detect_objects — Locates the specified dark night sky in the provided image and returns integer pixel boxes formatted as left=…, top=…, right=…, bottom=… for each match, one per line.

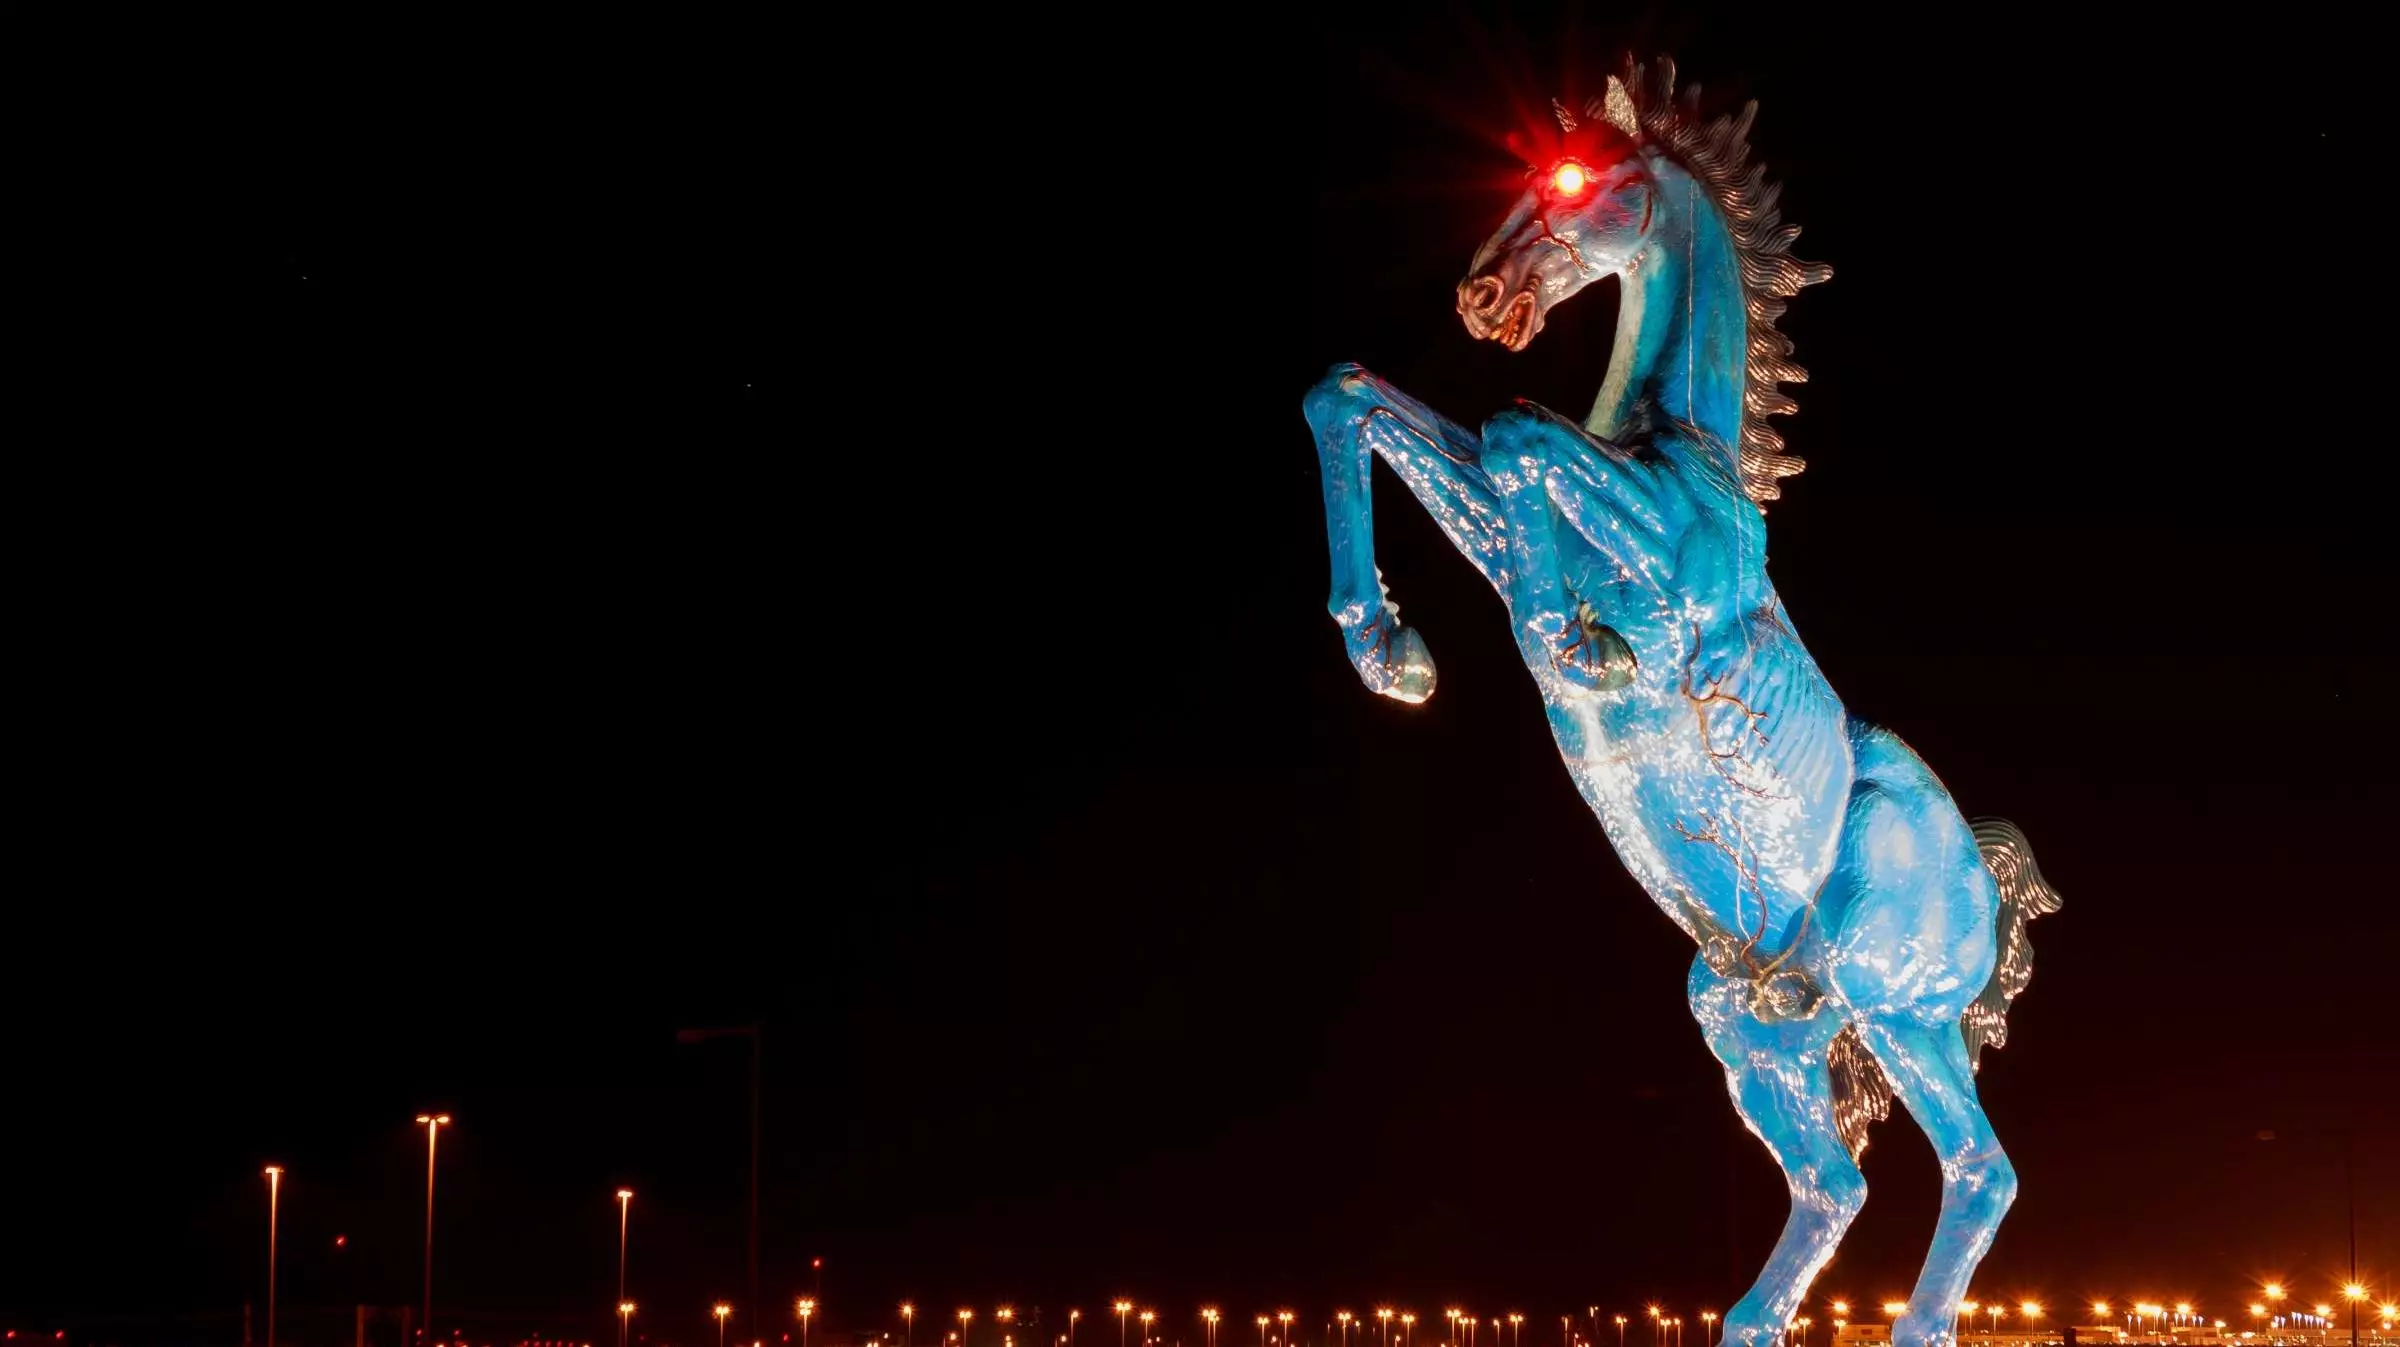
left=14, top=2, right=2394, bottom=1340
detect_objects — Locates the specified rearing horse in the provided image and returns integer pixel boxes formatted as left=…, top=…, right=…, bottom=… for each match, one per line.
left=1303, top=58, right=2062, bottom=1347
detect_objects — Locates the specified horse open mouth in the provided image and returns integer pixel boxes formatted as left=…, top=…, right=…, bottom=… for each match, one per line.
left=1493, top=290, right=1538, bottom=351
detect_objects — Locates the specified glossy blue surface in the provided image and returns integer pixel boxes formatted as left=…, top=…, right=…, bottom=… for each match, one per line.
left=1304, top=60, right=2062, bottom=1347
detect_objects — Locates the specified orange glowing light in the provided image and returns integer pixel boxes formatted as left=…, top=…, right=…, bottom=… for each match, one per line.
left=1552, top=162, right=1588, bottom=195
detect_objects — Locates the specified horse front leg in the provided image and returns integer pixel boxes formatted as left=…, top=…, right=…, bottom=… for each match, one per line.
left=1302, top=362, right=1508, bottom=703
left=1479, top=406, right=1666, bottom=691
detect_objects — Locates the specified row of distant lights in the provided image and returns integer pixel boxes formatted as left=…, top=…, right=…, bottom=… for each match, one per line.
left=630, top=1295, right=2400, bottom=1334
left=243, top=1140, right=2400, bottom=1337
left=764, top=1293, right=2399, bottom=1338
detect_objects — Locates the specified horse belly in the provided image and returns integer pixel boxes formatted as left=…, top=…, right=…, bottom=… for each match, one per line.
left=1550, top=637, right=1853, bottom=953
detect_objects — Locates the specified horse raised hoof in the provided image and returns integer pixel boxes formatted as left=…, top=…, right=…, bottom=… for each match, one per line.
left=1346, top=616, right=1438, bottom=704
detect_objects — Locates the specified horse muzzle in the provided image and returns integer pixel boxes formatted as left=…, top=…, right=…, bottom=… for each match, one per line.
left=1457, top=275, right=1539, bottom=351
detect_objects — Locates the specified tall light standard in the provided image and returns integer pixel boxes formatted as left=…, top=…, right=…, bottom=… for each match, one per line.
left=1379, top=1312, right=1393, bottom=1347
left=717, top=1305, right=735, bottom=1347
left=620, top=1302, right=636, bottom=1347
left=1141, top=1313, right=1155, bottom=1346
left=1698, top=1314, right=1714, bottom=1347
left=1204, top=1309, right=1220, bottom=1347
left=1400, top=1315, right=1413, bottom=1347
left=799, top=1298, right=817, bottom=1347
left=1118, top=1303, right=1135, bottom=1347
left=1508, top=1314, right=1522, bottom=1347
left=414, top=1114, right=450, bottom=1345
left=1340, top=1312, right=1354, bottom=1347
left=1258, top=1317, right=1270, bottom=1347
left=904, top=1306, right=916, bottom=1347
left=1069, top=1312, right=1080, bottom=1347
left=264, top=1167, right=284, bottom=1347
left=2344, top=1284, right=2369, bottom=1347
left=616, top=1190, right=635, bottom=1347
left=1613, top=1317, right=1625, bottom=1347
left=961, top=1307, right=974, bottom=1347
left=1279, top=1313, right=1294, bottom=1347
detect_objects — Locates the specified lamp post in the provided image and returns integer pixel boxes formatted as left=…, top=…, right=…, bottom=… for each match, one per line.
left=1340, top=1313, right=1354, bottom=1347
left=1204, top=1309, right=1220, bottom=1347
left=1070, top=1312, right=1080, bottom=1347
left=905, top=1306, right=916, bottom=1347
left=264, top=1167, right=283, bottom=1347
left=718, top=1305, right=735, bottom=1347
left=620, top=1303, right=637, bottom=1347
left=961, top=1308, right=974, bottom=1347
left=414, top=1114, right=450, bottom=1345
left=1509, top=1314, right=1523, bottom=1347
left=1258, top=1318, right=1270, bottom=1347
left=1119, top=1304, right=1135, bottom=1347
left=2344, top=1284, right=2369, bottom=1347
left=799, top=1298, right=817, bottom=1347
left=616, top=1190, right=635, bottom=1347
left=1141, top=1313, right=1155, bottom=1346
left=1699, top=1314, right=1715, bottom=1347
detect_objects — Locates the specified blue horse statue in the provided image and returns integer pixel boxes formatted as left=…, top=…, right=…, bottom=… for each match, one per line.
left=1304, top=58, right=2062, bottom=1347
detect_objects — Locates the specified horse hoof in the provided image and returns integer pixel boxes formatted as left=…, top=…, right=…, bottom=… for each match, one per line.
left=1379, top=625, right=1437, bottom=704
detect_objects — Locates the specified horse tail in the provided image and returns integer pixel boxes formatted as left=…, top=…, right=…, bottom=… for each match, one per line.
left=1961, top=817, right=2065, bottom=1070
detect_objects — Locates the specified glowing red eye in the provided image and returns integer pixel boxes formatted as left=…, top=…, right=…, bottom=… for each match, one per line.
left=1553, top=161, right=1588, bottom=195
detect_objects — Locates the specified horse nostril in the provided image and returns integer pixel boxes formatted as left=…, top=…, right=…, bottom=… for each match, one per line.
left=1457, top=275, right=1504, bottom=317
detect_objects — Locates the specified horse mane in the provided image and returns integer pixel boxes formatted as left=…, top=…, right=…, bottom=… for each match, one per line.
left=1584, top=56, right=1831, bottom=505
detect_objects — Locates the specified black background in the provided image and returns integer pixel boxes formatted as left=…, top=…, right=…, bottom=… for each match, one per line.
left=12, top=1, right=2393, bottom=1340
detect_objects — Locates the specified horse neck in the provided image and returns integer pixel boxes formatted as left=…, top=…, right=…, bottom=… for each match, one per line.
left=1583, top=157, right=1747, bottom=460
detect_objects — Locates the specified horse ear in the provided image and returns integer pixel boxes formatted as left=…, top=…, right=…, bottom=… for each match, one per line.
left=1601, top=76, right=1638, bottom=136
left=1551, top=97, right=1577, bottom=133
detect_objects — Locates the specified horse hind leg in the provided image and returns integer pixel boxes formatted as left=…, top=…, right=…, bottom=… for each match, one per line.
left=1855, top=1014, right=2016, bottom=1347
left=1687, top=957, right=1866, bottom=1347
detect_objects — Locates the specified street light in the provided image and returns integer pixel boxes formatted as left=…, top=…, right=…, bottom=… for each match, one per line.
left=264, top=1167, right=283, bottom=1347
left=1378, top=1312, right=1393, bottom=1347
left=962, top=1307, right=976, bottom=1347
left=905, top=1306, right=917, bottom=1347
left=1340, top=1312, right=1354, bottom=1347
left=1509, top=1314, right=1523, bottom=1347
left=616, top=1190, right=635, bottom=1347
left=413, top=1114, right=450, bottom=1345
left=1258, top=1317, right=1270, bottom=1347
left=717, top=1305, right=735, bottom=1347
left=1118, top=1304, right=1135, bottom=1347
left=620, top=1303, right=637, bottom=1345
left=798, top=1300, right=817, bottom=1347
left=1141, top=1313, right=1155, bottom=1346
left=1279, top=1313, right=1294, bottom=1347
left=1204, top=1308, right=1220, bottom=1347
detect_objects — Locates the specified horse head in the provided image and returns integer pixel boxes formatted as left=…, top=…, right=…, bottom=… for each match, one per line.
left=1456, top=82, right=1652, bottom=353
